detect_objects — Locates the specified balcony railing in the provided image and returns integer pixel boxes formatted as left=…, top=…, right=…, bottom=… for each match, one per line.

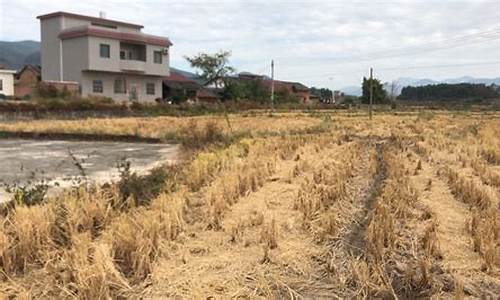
left=120, top=59, right=145, bottom=72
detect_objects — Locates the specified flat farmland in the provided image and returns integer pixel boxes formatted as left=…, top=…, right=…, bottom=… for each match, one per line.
left=0, top=111, right=498, bottom=298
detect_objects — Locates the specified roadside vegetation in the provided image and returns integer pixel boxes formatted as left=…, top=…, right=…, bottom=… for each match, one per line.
left=0, top=110, right=498, bottom=298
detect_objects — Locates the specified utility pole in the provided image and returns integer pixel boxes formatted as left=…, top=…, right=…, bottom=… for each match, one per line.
left=271, top=60, right=275, bottom=110
left=369, top=67, right=373, bottom=120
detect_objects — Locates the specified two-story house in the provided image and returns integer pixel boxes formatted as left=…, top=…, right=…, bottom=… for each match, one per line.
left=37, top=11, right=172, bottom=102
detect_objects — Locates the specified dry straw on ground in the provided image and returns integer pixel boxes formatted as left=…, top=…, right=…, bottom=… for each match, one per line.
left=0, top=112, right=499, bottom=298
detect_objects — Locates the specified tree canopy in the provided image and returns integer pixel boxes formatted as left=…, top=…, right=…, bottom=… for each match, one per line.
left=185, top=50, right=235, bottom=88
left=221, top=79, right=270, bottom=103
left=310, top=87, right=333, bottom=100
left=361, top=77, right=388, bottom=104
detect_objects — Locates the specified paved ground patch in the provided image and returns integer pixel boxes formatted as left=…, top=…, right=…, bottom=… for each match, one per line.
left=0, top=139, right=179, bottom=201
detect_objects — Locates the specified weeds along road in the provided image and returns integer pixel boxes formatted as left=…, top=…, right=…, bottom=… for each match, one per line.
left=0, top=139, right=179, bottom=201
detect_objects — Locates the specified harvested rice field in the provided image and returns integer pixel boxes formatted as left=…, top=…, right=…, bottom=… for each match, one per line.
left=0, top=111, right=499, bottom=298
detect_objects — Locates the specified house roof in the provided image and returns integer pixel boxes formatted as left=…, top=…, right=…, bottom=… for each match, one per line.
left=0, top=68, right=17, bottom=74
left=59, top=26, right=172, bottom=47
left=18, top=65, right=41, bottom=75
left=164, top=71, right=197, bottom=83
left=279, top=81, right=310, bottom=92
left=163, top=71, right=200, bottom=90
left=232, top=74, right=310, bottom=93
left=16, top=65, right=41, bottom=80
left=37, top=11, right=144, bottom=29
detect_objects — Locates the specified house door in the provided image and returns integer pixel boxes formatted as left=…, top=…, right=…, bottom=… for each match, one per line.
left=129, top=84, right=138, bottom=101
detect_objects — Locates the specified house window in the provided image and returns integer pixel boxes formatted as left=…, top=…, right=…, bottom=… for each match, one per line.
left=154, top=51, right=162, bottom=64
left=92, top=80, right=103, bottom=93
left=120, top=50, right=126, bottom=60
left=0, top=79, right=3, bottom=91
left=100, top=44, right=110, bottom=58
left=114, top=78, right=126, bottom=94
left=146, top=82, right=155, bottom=95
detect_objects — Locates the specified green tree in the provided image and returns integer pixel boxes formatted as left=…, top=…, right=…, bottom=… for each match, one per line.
left=185, top=50, right=235, bottom=88
left=361, top=77, right=387, bottom=104
left=310, top=87, right=333, bottom=100
left=222, top=79, right=270, bottom=103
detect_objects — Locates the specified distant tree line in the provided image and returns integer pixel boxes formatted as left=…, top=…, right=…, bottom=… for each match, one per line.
left=398, top=83, right=499, bottom=101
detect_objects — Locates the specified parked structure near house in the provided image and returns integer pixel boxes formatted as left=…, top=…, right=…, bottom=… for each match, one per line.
left=235, top=72, right=311, bottom=103
left=37, top=11, right=172, bottom=102
left=163, top=70, right=220, bottom=103
left=163, top=71, right=200, bottom=102
left=196, top=88, right=220, bottom=103
left=0, top=68, right=16, bottom=97
left=15, top=65, right=41, bottom=98
left=333, top=90, right=345, bottom=104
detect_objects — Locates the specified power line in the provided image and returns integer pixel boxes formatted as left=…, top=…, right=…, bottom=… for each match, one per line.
left=377, top=60, right=500, bottom=71
left=277, top=27, right=500, bottom=71
left=288, top=60, right=500, bottom=81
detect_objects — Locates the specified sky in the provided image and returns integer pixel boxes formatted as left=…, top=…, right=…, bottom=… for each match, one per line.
left=1, top=0, right=500, bottom=89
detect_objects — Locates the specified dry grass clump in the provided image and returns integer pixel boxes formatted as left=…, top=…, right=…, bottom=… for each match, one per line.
left=184, top=139, right=252, bottom=191
left=0, top=179, right=185, bottom=297
left=364, top=168, right=417, bottom=263
left=178, top=120, right=234, bottom=151
left=0, top=203, right=56, bottom=275
left=478, top=123, right=500, bottom=165
left=442, top=166, right=493, bottom=211
left=469, top=158, right=500, bottom=188
left=2, top=187, right=114, bottom=274
left=105, top=192, right=185, bottom=282
left=294, top=143, right=361, bottom=238
left=481, top=147, right=500, bottom=165
left=201, top=136, right=309, bottom=230
left=348, top=257, right=396, bottom=299
left=47, top=234, right=131, bottom=298
left=347, top=147, right=449, bottom=298
left=260, top=218, right=278, bottom=250
left=469, top=208, right=499, bottom=272
left=63, top=186, right=117, bottom=238
left=422, top=221, right=442, bottom=259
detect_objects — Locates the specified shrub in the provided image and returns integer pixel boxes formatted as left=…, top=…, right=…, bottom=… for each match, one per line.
left=178, top=120, right=232, bottom=150
left=1, top=177, right=51, bottom=207
left=115, top=160, right=180, bottom=209
left=37, top=83, right=59, bottom=98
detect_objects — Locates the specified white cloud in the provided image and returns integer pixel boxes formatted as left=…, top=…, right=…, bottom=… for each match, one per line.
left=1, top=0, right=500, bottom=88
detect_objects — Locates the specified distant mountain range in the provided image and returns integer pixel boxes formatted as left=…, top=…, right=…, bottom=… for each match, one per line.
left=0, top=40, right=41, bottom=70
left=341, top=76, right=500, bottom=97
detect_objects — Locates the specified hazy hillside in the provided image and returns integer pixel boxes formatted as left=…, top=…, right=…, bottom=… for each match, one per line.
left=339, top=85, right=362, bottom=96
left=0, top=40, right=41, bottom=70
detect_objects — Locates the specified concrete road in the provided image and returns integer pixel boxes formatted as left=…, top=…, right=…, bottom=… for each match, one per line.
left=0, top=139, right=179, bottom=201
